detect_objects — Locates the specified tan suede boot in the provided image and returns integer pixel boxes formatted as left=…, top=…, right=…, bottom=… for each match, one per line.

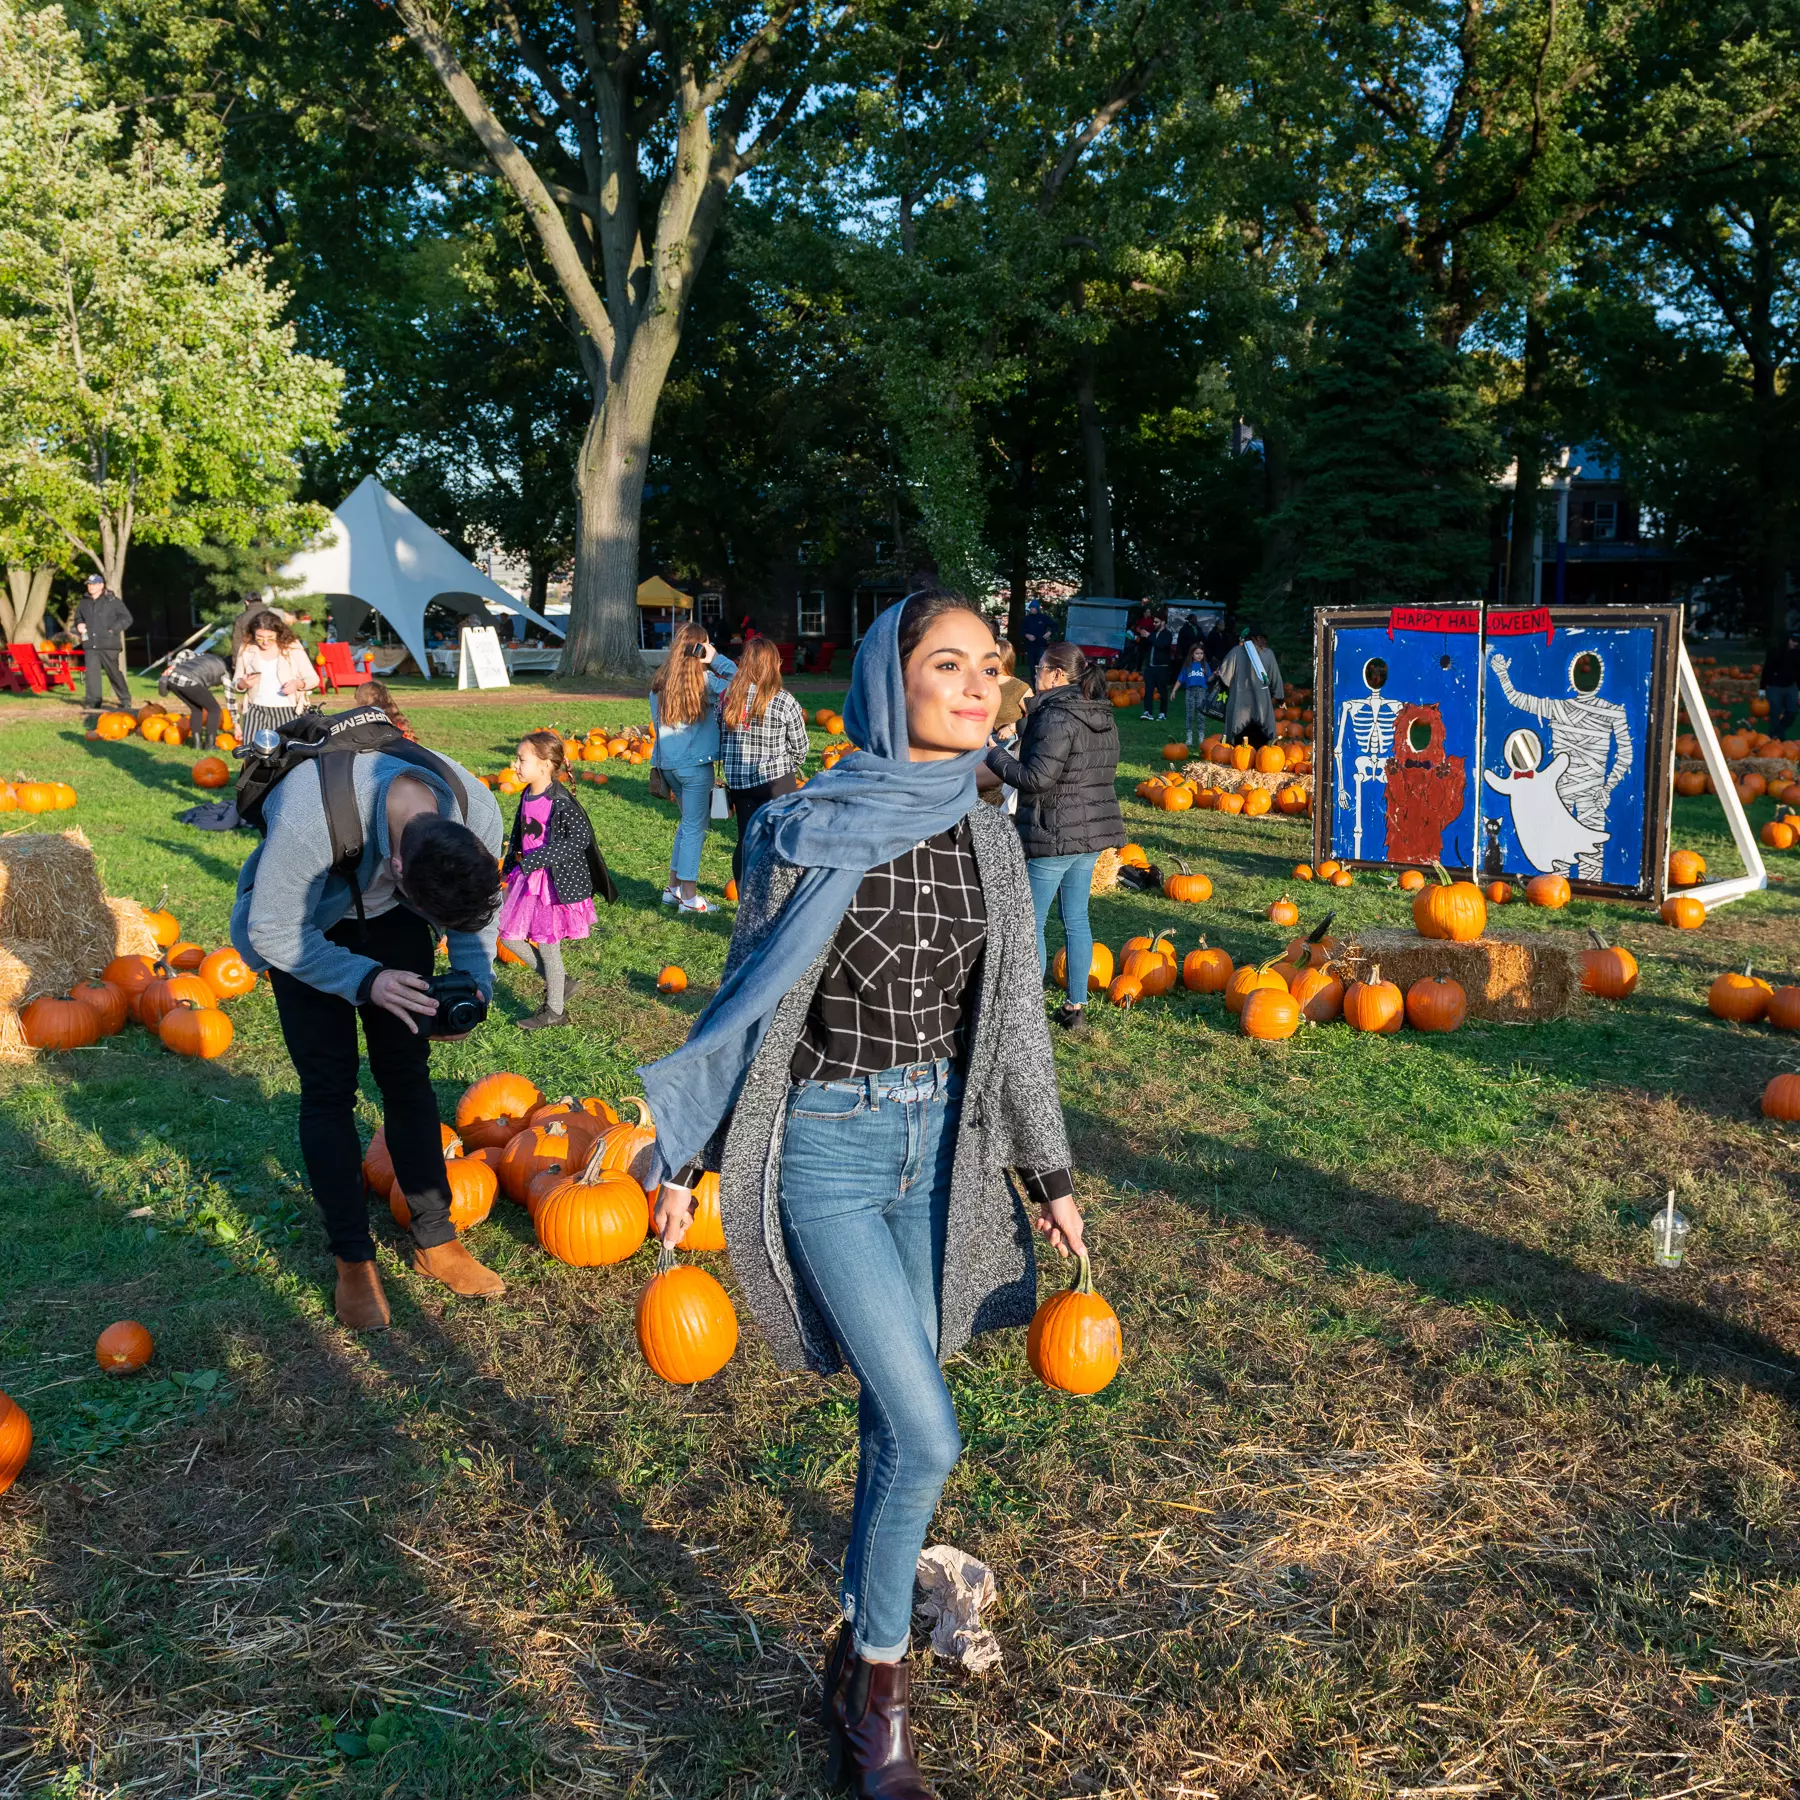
left=411, top=1239, right=506, bottom=1298
left=335, top=1257, right=392, bottom=1330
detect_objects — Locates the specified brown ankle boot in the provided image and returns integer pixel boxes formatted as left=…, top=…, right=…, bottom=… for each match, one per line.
left=411, top=1238, right=506, bottom=1298
left=335, top=1257, right=391, bottom=1330
left=826, top=1638, right=935, bottom=1799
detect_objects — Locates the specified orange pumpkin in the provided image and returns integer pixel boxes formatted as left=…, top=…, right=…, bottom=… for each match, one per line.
left=95, top=1320, right=154, bottom=1373
left=71, top=978, right=129, bottom=1035
left=1760, top=1073, right=1800, bottom=1120
left=1053, top=942, right=1115, bottom=993
left=19, top=994, right=100, bottom=1051
left=677, top=1170, right=727, bottom=1252
left=1524, top=872, right=1571, bottom=909
left=198, top=946, right=257, bottom=1000
left=167, top=940, right=207, bottom=971
left=1405, top=973, right=1467, bottom=1032
left=1412, top=865, right=1486, bottom=942
left=390, top=1155, right=498, bottom=1233
left=95, top=711, right=135, bottom=740
left=1027, top=1251, right=1121, bottom=1395
left=1107, top=973, right=1145, bottom=1008
left=1215, top=791, right=1245, bottom=815
left=191, top=756, right=230, bottom=788
left=596, top=1097, right=659, bottom=1191
left=1162, top=742, right=1190, bottom=763
left=1160, top=784, right=1194, bottom=812
left=1661, top=895, right=1706, bottom=930
left=537, top=1160, right=651, bottom=1265
left=1242, top=788, right=1273, bottom=818
left=1253, top=743, right=1287, bottom=774
left=498, top=1121, right=579, bottom=1202
left=143, top=907, right=180, bottom=948
left=1224, top=960, right=1288, bottom=1016
left=1121, top=948, right=1177, bottom=997
left=1293, top=863, right=1314, bottom=881
left=0, top=1389, right=30, bottom=1494
left=1182, top=941, right=1234, bottom=993
left=636, top=1248, right=739, bottom=1383
left=1579, top=931, right=1639, bottom=1000
left=102, top=955, right=157, bottom=1002
left=1289, top=966, right=1345, bottom=1022
left=1397, top=869, right=1426, bottom=893
left=1708, top=965, right=1772, bottom=1023
left=1240, top=986, right=1301, bottom=1040
left=138, top=968, right=217, bottom=1030
left=1163, top=862, right=1211, bottom=903
left=159, top=1001, right=234, bottom=1058
left=454, top=1071, right=545, bottom=1150
left=1230, top=741, right=1253, bottom=770
left=1485, top=880, right=1513, bottom=904
left=1344, top=965, right=1404, bottom=1034
left=657, top=965, right=689, bottom=993
left=1267, top=896, right=1299, bottom=926
left=1765, top=987, right=1800, bottom=1031
left=1668, top=849, right=1706, bottom=886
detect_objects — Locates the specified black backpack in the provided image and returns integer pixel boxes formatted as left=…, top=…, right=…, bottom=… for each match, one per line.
left=236, top=706, right=472, bottom=922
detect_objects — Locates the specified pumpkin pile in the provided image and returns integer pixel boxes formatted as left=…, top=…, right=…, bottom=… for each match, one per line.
left=86, top=700, right=240, bottom=755
left=1105, top=667, right=1145, bottom=711
left=1706, top=963, right=1800, bottom=1031
left=18, top=897, right=258, bottom=1057
left=0, top=778, right=78, bottom=814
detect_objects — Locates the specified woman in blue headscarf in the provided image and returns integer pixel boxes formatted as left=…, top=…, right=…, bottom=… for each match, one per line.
left=644, top=590, right=1086, bottom=1798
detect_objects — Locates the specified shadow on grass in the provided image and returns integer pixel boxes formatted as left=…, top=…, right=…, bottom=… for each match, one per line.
left=1, top=1045, right=825, bottom=1796
left=1069, top=1101, right=1800, bottom=1402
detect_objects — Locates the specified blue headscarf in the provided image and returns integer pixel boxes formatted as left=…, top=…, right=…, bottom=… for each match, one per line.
left=638, top=601, right=988, bottom=1174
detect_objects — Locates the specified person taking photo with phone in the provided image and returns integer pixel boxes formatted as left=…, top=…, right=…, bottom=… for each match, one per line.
left=649, top=622, right=736, bottom=913
left=230, top=723, right=507, bottom=1330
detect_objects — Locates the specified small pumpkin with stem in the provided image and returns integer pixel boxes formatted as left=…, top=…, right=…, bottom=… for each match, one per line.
left=1163, top=862, right=1212, bottom=903
left=19, top=994, right=101, bottom=1051
left=71, top=978, right=129, bottom=1036
left=1224, top=957, right=1290, bottom=1016
left=1579, top=930, right=1639, bottom=999
left=95, top=1320, right=154, bottom=1373
left=1240, top=985, right=1301, bottom=1040
left=636, top=1243, right=739, bottom=1383
left=1761, top=1073, right=1800, bottom=1120
left=159, top=1000, right=234, bottom=1058
left=1343, top=964, right=1404, bottom=1034
left=1525, top=872, right=1572, bottom=909
left=1289, top=965, right=1345, bottom=1022
left=1412, top=862, right=1486, bottom=942
left=1405, top=972, right=1467, bottom=1032
left=536, top=1144, right=651, bottom=1265
left=1708, top=963, right=1772, bottom=1023
left=1267, top=895, right=1299, bottom=926
left=1661, top=894, right=1706, bottom=930
left=1181, top=940, right=1234, bottom=994
left=1765, top=987, right=1800, bottom=1031
left=1027, top=1251, right=1122, bottom=1395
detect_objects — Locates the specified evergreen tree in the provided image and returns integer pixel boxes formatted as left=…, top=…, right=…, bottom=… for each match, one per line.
left=1280, top=239, right=1497, bottom=611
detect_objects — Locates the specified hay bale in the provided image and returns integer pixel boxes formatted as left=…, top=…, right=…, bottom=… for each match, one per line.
left=1337, top=927, right=1582, bottom=1023
left=107, top=898, right=160, bottom=960
left=1090, top=847, right=1122, bottom=894
left=1186, top=764, right=1314, bottom=798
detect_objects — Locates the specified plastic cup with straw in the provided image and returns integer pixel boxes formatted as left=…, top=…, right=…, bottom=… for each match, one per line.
left=1651, top=1189, right=1690, bottom=1269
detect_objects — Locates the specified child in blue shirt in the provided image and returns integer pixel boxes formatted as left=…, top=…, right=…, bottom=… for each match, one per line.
left=1177, top=643, right=1212, bottom=746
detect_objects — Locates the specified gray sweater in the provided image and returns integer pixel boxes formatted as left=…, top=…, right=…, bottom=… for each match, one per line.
left=229, top=752, right=503, bottom=1003
left=707, top=798, right=1073, bottom=1375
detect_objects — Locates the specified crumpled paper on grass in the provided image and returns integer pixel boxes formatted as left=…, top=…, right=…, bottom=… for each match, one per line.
left=914, top=1544, right=1001, bottom=1673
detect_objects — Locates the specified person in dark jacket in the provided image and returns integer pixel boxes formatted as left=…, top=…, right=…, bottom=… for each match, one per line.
left=986, top=642, right=1125, bottom=1031
left=158, top=646, right=230, bottom=749
left=74, top=573, right=132, bottom=710
left=499, top=732, right=617, bottom=1029
left=1019, top=596, right=1053, bottom=663
left=1141, top=612, right=1181, bottom=721
left=1762, top=634, right=1800, bottom=739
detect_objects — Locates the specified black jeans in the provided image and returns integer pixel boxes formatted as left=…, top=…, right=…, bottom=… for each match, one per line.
left=729, top=772, right=799, bottom=880
left=167, top=680, right=221, bottom=745
left=84, top=645, right=130, bottom=707
left=1144, top=664, right=1175, bottom=716
left=268, top=905, right=455, bottom=1262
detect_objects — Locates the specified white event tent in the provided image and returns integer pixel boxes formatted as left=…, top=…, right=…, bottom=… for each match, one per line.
left=276, top=476, right=564, bottom=680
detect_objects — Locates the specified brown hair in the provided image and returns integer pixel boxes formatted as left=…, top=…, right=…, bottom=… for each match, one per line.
left=1037, top=641, right=1109, bottom=701
left=364, top=679, right=416, bottom=741
left=519, top=729, right=567, bottom=777
left=244, top=609, right=297, bottom=650
left=650, top=622, right=712, bottom=727
left=997, top=640, right=1017, bottom=676
left=720, top=638, right=782, bottom=730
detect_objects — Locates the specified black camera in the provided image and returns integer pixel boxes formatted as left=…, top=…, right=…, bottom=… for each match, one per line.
left=425, top=969, right=488, bottom=1037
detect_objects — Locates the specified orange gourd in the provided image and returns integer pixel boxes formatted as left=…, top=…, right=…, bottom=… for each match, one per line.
left=636, top=1247, right=739, bottom=1383
left=1215, top=791, right=1245, bottom=815
left=1766, top=987, right=1800, bottom=1031
left=1289, top=966, right=1345, bottom=1022
left=102, top=955, right=156, bottom=1002
left=1397, top=869, right=1426, bottom=892
left=167, top=941, right=206, bottom=971
left=1344, top=965, right=1404, bottom=1034
left=71, top=978, right=129, bottom=1035
left=20, top=994, right=100, bottom=1050
left=498, top=1121, right=578, bottom=1202
left=1163, top=862, right=1211, bottom=903
left=1230, top=741, right=1253, bottom=770
left=159, top=1001, right=234, bottom=1058
left=657, top=965, right=688, bottom=993
left=1224, top=959, right=1288, bottom=1015
left=1267, top=896, right=1299, bottom=926
left=138, top=968, right=216, bottom=1030
left=0, top=1389, right=30, bottom=1494
left=1293, top=863, right=1314, bottom=881
left=677, top=1170, right=727, bottom=1252
left=1405, top=973, right=1467, bottom=1032
left=1668, top=850, right=1706, bottom=886
left=1661, top=895, right=1706, bottom=930
left=1760, top=1074, right=1800, bottom=1120
left=1525, top=872, right=1571, bottom=909
left=95, top=1320, right=154, bottom=1372
left=198, top=947, right=256, bottom=1000
left=455, top=1071, right=544, bottom=1150
left=192, top=756, right=230, bottom=788
left=1579, top=931, right=1639, bottom=1000
left=1254, top=743, right=1286, bottom=774
left=596, top=1096, right=660, bottom=1191
left=1240, top=986, right=1301, bottom=1040
left=1412, top=864, right=1486, bottom=942
left=1053, top=942, right=1114, bottom=993
left=1106, top=973, right=1144, bottom=1008
left=1027, top=1252, right=1121, bottom=1394
left=1708, top=964, right=1772, bottom=1023
left=1182, top=941, right=1233, bottom=993
left=1162, top=742, right=1190, bottom=763
left=143, top=907, right=180, bottom=948
left=536, top=1155, right=650, bottom=1265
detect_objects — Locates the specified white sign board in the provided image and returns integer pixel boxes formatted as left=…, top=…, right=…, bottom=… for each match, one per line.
left=458, top=625, right=511, bottom=690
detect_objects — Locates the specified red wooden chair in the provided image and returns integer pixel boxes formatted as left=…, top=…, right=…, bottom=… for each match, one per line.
left=775, top=641, right=797, bottom=673
left=810, top=641, right=837, bottom=675
left=317, top=641, right=372, bottom=693
left=6, top=643, right=74, bottom=693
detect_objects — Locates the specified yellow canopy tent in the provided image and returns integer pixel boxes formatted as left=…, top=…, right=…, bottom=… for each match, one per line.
left=636, top=575, right=693, bottom=650
left=636, top=576, right=693, bottom=609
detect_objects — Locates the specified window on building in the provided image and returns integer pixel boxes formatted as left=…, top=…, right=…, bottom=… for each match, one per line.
left=798, top=590, right=826, bottom=636
left=698, top=591, right=722, bottom=625
left=1592, top=500, right=1618, bottom=541
left=798, top=540, right=818, bottom=567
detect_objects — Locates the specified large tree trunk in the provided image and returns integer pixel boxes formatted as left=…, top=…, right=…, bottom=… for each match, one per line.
left=1, top=566, right=55, bottom=643
left=1505, top=297, right=1549, bottom=608
left=1075, top=346, right=1114, bottom=595
left=560, top=339, right=676, bottom=681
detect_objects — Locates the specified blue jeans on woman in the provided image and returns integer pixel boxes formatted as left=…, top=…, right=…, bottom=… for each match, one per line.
left=664, top=762, right=714, bottom=883
left=779, top=1060, right=964, bottom=1661
left=1027, top=852, right=1100, bottom=998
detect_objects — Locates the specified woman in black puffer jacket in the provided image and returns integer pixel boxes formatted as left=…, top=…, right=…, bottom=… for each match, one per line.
left=985, top=643, right=1125, bottom=1030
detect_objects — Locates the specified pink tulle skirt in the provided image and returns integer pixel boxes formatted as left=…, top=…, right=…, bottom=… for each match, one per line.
left=497, top=867, right=596, bottom=943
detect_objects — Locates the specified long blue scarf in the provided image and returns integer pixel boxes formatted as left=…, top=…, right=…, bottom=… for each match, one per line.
left=638, top=604, right=986, bottom=1174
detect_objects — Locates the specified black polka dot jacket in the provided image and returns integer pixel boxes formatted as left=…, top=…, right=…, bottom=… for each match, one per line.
left=502, top=783, right=618, bottom=907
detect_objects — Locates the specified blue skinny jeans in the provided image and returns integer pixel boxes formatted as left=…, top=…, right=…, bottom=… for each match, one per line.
left=778, top=1060, right=964, bottom=1661
left=1027, top=852, right=1100, bottom=999
left=664, top=762, right=714, bottom=882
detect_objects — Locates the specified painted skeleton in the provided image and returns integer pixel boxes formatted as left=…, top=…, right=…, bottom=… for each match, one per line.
left=1488, top=652, right=1633, bottom=880
left=1335, top=666, right=1406, bottom=858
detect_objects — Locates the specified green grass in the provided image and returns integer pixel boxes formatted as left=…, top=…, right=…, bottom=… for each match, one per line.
left=2, top=669, right=1799, bottom=1798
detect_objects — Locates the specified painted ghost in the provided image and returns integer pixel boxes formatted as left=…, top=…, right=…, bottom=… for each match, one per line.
left=1482, top=727, right=1609, bottom=875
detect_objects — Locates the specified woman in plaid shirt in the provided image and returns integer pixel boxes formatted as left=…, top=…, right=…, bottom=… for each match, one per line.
left=719, top=639, right=811, bottom=882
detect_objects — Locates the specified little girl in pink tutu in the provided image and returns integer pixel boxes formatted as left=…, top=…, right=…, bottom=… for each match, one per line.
left=498, top=732, right=616, bottom=1029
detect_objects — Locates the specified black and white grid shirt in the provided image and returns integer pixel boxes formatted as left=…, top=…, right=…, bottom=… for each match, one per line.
left=791, top=820, right=988, bottom=1081
left=721, top=688, right=810, bottom=790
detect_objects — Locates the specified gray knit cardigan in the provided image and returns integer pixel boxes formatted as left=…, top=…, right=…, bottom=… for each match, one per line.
left=702, top=798, right=1073, bottom=1376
